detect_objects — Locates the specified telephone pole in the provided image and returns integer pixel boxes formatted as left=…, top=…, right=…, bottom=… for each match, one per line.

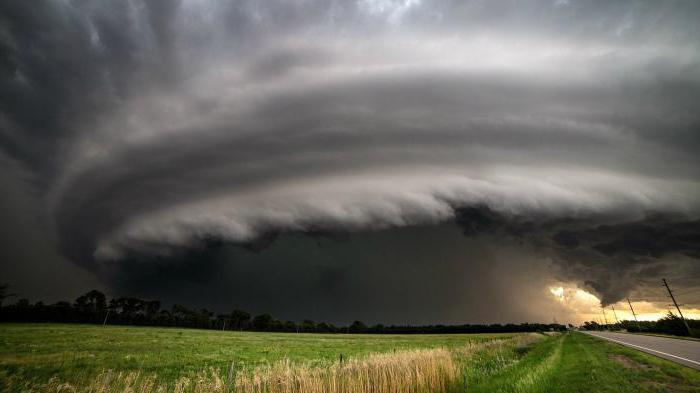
left=627, top=298, right=641, bottom=332
left=102, top=309, right=110, bottom=327
left=611, top=305, right=620, bottom=324
left=601, top=307, right=609, bottom=327
left=663, top=278, right=691, bottom=335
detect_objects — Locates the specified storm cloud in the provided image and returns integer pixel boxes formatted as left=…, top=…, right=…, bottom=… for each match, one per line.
left=1, top=0, right=699, bottom=321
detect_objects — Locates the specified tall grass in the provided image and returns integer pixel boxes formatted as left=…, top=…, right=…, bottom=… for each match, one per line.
left=32, top=347, right=461, bottom=393
left=456, top=333, right=545, bottom=388
left=235, top=348, right=459, bottom=393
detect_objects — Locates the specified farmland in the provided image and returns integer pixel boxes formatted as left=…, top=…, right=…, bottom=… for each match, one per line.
left=1, top=324, right=699, bottom=392
left=0, top=323, right=512, bottom=385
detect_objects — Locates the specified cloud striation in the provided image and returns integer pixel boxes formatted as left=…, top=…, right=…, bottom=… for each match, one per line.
left=1, top=0, right=700, bottom=317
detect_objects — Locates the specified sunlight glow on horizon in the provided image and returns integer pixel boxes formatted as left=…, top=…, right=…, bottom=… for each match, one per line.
left=548, top=285, right=700, bottom=325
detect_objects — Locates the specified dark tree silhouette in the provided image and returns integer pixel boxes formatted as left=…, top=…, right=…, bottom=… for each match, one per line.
left=253, top=314, right=274, bottom=331
left=75, top=290, right=106, bottom=312
left=301, top=319, right=316, bottom=332
left=349, top=320, right=368, bottom=333
left=230, top=309, right=251, bottom=330
left=0, top=288, right=605, bottom=335
left=0, top=284, right=17, bottom=308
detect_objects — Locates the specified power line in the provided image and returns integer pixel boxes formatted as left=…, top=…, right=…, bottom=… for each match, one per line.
left=673, top=288, right=698, bottom=297
left=662, top=278, right=691, bottom=336
left=626, top=298, right=641, bottom=332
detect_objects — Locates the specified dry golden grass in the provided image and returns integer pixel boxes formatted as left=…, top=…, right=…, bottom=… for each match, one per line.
left=234, top=348, right=458, bottom=393
left=32, top=347, right=461, bottom=393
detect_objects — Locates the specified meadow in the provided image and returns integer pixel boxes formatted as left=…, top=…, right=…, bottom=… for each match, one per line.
left=1, top=323, right=699, bottom=392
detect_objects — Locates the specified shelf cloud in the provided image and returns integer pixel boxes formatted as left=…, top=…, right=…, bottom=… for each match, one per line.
left=1, top=0, right=699, bottom=320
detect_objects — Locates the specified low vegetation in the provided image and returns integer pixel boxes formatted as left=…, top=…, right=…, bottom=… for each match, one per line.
left=1, top=324, right=699, bottom=392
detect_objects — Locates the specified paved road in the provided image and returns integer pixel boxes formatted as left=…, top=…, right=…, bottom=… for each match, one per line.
left=585, top=331, right=700, bottom=370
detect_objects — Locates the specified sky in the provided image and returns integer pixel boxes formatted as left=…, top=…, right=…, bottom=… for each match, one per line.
left=1, top=0, right=699, bottom=325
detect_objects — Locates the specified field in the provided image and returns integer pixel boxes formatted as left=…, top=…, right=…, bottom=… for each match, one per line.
left=1, top=324, right=699, bottom=392
left=0, top=324, right=512, bottom=385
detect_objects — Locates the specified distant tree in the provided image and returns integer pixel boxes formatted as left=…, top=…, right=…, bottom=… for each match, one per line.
left=349, top=320, right=367, bottom=333
left=253, top=314, right=274, bottom=331
left=171, top=304, right=191, bottom=318
left=9, top=287, right=698, bottom=337
left=655, top=312, right=689, bottom=336
left=0, top=284, right=17, bottom=308
left=156, top=309, right=174, bottom=326
left=269, top=319, right=284, bottom=331
left=282, top=320, right=298, bottom=332
left=301, top=319, right=316, bottom=332
left=145, top=300, right=161, bottom=316
left=582, top=321, right=601, bottom=331
left=74, top=290, right=107, bottom=312
left=198, top=309, right=214, bottom=326
left=110, top=297, right=146, bottom=316
left=230, top=309, right=251, bottom=330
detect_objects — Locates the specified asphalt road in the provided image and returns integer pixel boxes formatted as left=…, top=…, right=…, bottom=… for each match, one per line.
left=585, top=331, right=700, bottom=370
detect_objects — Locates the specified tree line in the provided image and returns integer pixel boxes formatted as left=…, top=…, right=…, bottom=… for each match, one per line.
left=0, top=286, right=568, bottom=333
left=581, top=312, right=700, bottom=337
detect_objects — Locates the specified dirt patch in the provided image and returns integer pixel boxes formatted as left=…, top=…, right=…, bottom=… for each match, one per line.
left=640, top=381, right=683, bottom=393
left=608, top=354, right=657, bottom=371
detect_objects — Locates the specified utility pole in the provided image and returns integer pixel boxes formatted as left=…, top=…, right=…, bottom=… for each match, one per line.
left=601, top=308, right=609, bottom=327
left=627, top=298, right=641, bottom=332
left=663, top=278, right=692, bottom=335
left=611, top=305, right=620, bottom=324
left=102, top=309, right=110, bottom=327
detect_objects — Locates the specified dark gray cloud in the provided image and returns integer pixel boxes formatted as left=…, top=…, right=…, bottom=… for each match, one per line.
left=455, top=206, right=700, bottom=305
left=0, top=158, right=103, bottom=302
left=1, top=0, right=699, bottom=321
left=107, top=224, right=572, bottom=325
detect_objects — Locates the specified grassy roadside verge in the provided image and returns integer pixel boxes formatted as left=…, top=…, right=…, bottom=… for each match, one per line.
left=465, top=332, right=700, bottom=392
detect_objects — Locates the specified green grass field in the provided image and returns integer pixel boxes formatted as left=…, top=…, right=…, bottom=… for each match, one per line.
left=1, top=324, right=699, bottom=392
left=0, top=323, right=510, bottom=386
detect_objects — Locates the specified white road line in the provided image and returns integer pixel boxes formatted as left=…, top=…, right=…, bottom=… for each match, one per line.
left=587, top=333, right=700, bottom=366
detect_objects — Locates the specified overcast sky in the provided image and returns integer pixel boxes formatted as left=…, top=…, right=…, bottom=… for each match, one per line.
left=1, top=0, right=699, bottom=325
